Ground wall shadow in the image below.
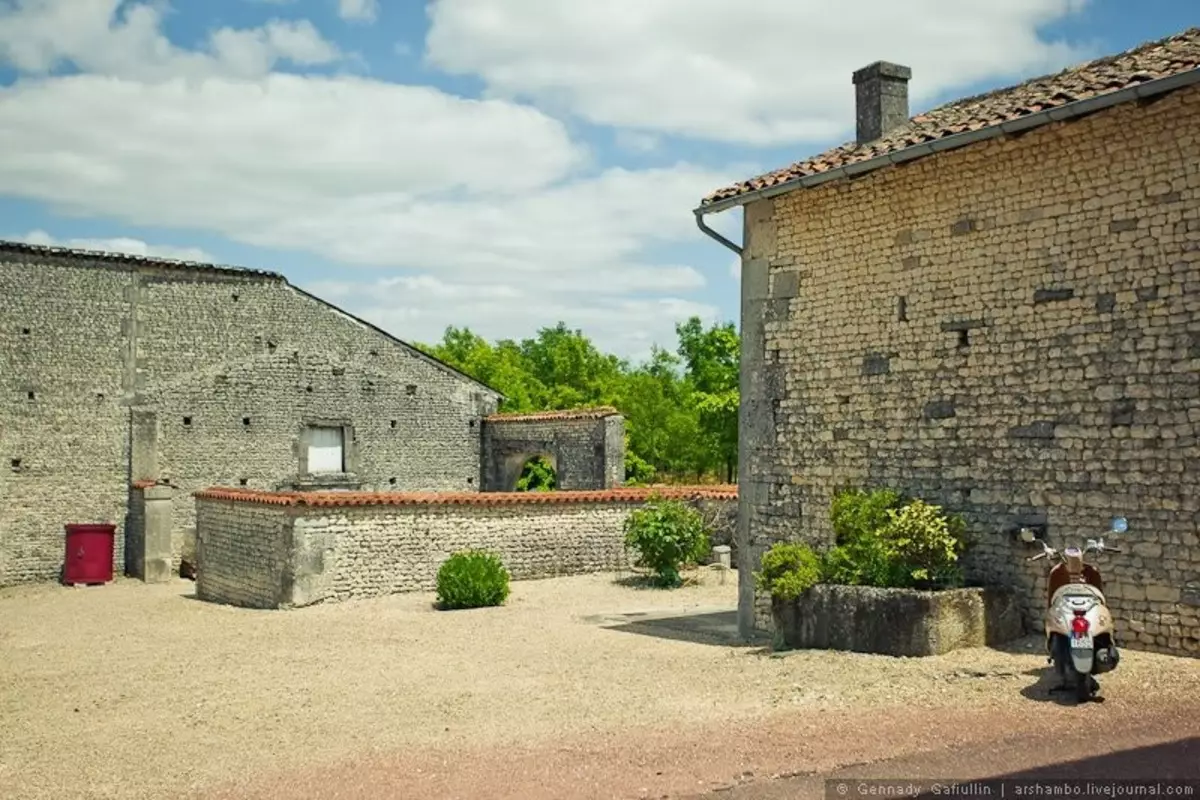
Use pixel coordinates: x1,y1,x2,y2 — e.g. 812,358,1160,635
599,609,767,648
909,738,1200,791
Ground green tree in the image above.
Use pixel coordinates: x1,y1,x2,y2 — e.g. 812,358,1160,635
518,322,626,409
415,317,740,485
675,317,740,482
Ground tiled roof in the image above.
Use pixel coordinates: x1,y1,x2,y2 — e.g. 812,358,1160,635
485,406,622,423
194,484,737,507
702,26,1200,207
0,239,283,279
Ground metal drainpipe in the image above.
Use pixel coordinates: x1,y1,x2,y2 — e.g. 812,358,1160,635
693,208,743,257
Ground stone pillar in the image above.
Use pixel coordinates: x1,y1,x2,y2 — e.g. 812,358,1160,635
139,485,174,583
737,198,776,640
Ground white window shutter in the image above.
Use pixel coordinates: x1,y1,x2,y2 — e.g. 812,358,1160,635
307,427,344,473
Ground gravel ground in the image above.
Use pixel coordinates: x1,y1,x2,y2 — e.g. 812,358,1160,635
2,568,1198,800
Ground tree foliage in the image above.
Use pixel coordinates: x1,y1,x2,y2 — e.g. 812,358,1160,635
416,317,740,485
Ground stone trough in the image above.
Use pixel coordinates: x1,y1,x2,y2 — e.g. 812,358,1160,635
771,584,1026,657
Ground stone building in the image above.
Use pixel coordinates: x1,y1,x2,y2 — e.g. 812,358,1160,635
0,242,623,587
694,28,1200,656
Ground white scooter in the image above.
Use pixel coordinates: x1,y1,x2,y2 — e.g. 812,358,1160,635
1020,516,1125,703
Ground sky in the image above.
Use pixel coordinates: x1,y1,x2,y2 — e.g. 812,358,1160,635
0,1,1195,362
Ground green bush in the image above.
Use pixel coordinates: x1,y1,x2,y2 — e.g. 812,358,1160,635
823,488,967,590
623,496,710,587
831,487,903,546
435,550,511,610
876,499,966,588
755,542,823,601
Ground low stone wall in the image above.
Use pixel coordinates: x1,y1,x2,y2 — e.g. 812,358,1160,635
772,584,1026,657
193,485,738,608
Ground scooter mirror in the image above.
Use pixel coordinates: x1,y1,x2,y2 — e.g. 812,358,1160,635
1018,528,1037,543
1110,516,1128,535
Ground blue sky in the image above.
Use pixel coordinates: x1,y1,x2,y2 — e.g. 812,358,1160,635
0,0,1195,360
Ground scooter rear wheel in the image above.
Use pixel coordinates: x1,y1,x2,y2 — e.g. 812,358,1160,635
1072,668,1093,703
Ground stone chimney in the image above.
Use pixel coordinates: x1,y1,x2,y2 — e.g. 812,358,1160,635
852,61,912,145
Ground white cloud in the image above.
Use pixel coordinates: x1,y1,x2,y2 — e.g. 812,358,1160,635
338,0,379,23
10,229,215,263
424,0,1093,145
614,130,661,153
0,0,342,81
0,1,735,357
303,274,719,361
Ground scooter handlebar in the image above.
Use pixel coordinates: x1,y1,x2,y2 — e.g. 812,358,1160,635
1104,546,1123,554
1028,552,1048,561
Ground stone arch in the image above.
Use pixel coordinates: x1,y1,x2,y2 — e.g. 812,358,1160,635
501,451,558,492
481,407,625,492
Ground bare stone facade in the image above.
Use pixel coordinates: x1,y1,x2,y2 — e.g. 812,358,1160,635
481,407,625,491
733,85,1200,656
0,245,623,589
192,485,738,608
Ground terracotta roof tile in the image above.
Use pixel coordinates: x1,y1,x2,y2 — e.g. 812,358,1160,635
194,484,736,508
702,27,1200,207
485,406,621,423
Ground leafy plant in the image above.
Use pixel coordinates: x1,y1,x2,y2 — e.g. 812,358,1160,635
435,550,511,610
823,488,967,590
830,487,903,546
755,542,823,601
623,496,711,587
822,537,910,588
876,499,966,589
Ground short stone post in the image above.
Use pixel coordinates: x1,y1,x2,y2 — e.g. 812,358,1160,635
140,485,174,583
713,545,732,585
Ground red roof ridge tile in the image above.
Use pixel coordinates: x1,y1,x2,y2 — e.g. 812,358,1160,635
485,406,622,422
194,484,737,508
701,26,1200,207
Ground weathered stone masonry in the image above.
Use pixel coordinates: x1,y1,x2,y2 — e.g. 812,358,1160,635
0,245,503,587
193,485,737,609
482,407,625,491
736,84,1200,656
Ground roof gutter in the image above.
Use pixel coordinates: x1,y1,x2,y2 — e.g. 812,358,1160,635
693,66,1200,257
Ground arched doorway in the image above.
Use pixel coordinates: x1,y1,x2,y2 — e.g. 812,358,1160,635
514,454,557,492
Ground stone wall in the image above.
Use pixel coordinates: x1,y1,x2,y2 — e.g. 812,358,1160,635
192,485,737,608
0,244,502,587
195,493,293,609
737,83,1200,657
481,407,625,491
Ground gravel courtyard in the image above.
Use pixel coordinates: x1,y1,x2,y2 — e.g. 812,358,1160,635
3,569,1199,799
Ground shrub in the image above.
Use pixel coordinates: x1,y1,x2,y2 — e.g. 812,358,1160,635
435,550,511,610
755,542,823,601
623,496,710,587
823,488,968,590
876,499,967,589
830,487,903,546
822,537,910,588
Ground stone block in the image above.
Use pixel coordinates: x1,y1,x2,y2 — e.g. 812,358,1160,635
771,585,1025,657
